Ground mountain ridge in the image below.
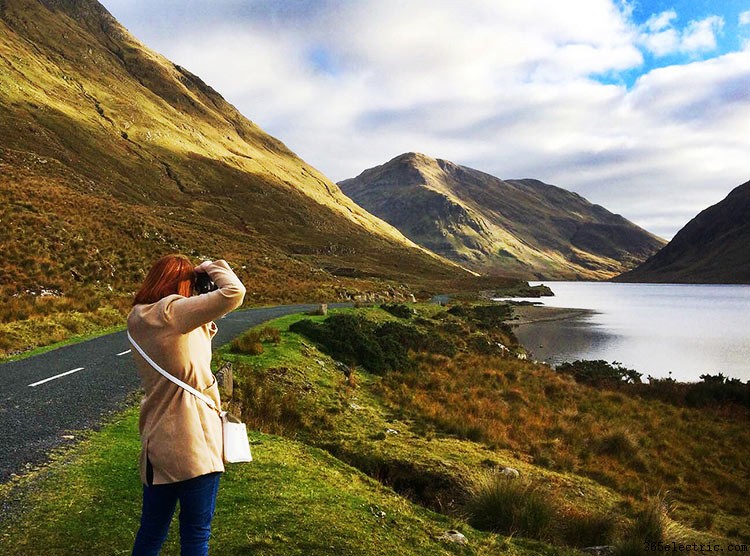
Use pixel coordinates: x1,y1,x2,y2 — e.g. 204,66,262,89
616,179,750,283
1,0,487,323
339,152,666,280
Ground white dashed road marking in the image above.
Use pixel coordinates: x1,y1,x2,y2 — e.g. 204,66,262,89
29,367,85,387
28,348,131,386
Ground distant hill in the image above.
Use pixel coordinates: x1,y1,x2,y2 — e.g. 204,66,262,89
617,179,750,284
339,153,665,280
0,0,480,315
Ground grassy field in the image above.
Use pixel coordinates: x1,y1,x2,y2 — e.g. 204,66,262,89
0,394,559,556
1,302,747,555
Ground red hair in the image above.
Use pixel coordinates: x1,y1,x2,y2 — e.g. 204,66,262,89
133,254,195,305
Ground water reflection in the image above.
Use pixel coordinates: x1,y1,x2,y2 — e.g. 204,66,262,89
507,282,750,382
515,314,614,365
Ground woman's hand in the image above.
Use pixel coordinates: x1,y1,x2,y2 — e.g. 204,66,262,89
168,259,245,333
194,260,213,273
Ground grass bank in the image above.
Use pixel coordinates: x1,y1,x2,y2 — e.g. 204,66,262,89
0,305,126,360
0,405,559,556
2,302,747,554
218,304,748,546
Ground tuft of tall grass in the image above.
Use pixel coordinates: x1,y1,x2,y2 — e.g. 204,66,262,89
231,331,264,355
557,508,618,548
598,428,638,457
230,362,332,437
463,470,555,540
230,326,281,355
615,493,690,556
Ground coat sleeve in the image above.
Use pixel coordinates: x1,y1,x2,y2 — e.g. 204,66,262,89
162,260,246,334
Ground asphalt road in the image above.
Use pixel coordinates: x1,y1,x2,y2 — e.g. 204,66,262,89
0,302,350,482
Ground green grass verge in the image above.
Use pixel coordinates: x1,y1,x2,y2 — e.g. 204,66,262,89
0,406,563,556
3,303,743,555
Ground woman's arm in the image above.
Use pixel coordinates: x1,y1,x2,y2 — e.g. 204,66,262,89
163,259,246,333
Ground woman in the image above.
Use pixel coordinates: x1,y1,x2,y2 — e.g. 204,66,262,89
127,255,246,556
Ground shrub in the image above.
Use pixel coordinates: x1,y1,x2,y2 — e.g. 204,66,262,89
557,360,643,386
290,315,387,373
685,373,750,408
629,373,750,409
289,314,428,375
418,327,458,357
380,303,413,319
463,472,555,540
446,303,514,332
469,304,513,330
467,333,496,355
446,304,467,317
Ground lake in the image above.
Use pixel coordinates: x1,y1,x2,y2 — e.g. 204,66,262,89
502,282,750,382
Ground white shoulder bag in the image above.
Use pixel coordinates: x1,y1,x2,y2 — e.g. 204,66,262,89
127,331,252,463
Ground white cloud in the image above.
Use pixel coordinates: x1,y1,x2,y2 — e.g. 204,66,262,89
641,28,680,56
639,12,724,57
644,10,677,32
100,0,750,239
740,11,750,50
681,16,724,52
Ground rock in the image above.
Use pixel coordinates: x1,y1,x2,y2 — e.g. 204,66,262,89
216,363,233,398
499,467,520,478
385,428,399,435
333,360,353,383
438,530,468,545
495,342,510,355
582,546,615,556
333,360,349,372
369,505,386,520
307,304,328,315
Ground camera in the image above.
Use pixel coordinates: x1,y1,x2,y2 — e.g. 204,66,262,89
194,272,218,295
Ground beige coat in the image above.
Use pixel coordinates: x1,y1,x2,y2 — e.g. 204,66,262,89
127,260,246,485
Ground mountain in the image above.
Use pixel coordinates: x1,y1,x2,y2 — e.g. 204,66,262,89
0,0,484,318
617,180,750,284
338,153,665,280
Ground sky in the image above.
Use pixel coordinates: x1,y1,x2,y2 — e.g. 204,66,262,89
99,0,750,239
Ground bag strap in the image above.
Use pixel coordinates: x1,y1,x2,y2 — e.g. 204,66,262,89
127,330,222,416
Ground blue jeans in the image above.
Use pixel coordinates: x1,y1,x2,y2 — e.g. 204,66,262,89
132,471,221,556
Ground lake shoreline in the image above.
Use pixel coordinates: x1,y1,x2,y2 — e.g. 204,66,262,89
505,303,593,326
505,281,750,382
